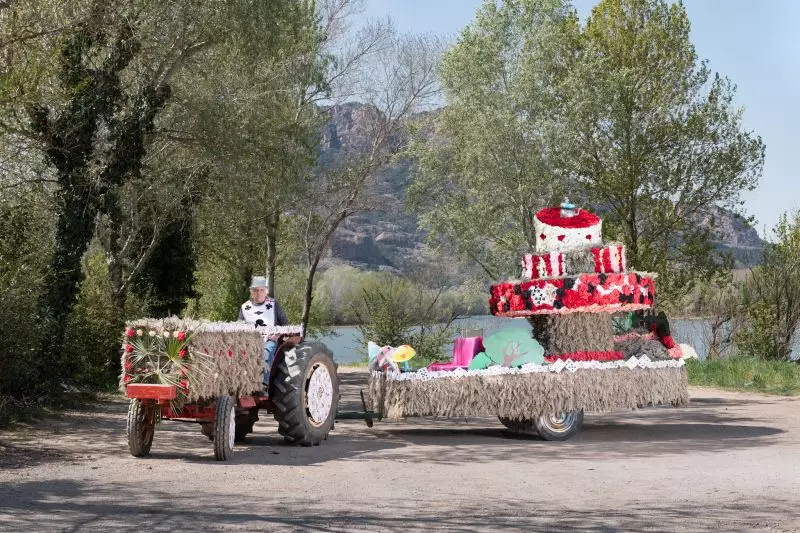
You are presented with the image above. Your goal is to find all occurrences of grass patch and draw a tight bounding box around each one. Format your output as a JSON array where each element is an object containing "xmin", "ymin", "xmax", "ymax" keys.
[{"xmin": 686, "ymin": 357, "xmax": 800, "ymax": 396}]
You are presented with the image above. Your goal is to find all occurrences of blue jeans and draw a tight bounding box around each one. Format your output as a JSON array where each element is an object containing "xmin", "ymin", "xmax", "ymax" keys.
[{"xmin": 263, "ymin": 339, "xmax": 278, "ymax": 386}]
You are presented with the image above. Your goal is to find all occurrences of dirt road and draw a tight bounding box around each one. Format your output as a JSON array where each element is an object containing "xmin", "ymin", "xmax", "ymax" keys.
[{"xmin": 1, "ymin": 369, "xmax": 799, "ymax": 532}]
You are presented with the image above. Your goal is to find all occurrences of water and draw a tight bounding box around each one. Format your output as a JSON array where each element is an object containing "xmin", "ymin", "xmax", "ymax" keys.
[{"xmin": 309, "ymin": 315, "xmax": 752, "ymax": 364}]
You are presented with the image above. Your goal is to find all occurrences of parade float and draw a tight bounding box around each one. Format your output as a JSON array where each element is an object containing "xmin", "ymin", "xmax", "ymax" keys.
[{"xmin": 367, "ymin": 202, "xmax": 689, "ymax": 440}]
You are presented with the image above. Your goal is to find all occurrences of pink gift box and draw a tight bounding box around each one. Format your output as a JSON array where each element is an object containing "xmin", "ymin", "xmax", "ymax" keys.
[{"xmin": 427, "ymin": 336, "xmax": 484, "ymax": 371}]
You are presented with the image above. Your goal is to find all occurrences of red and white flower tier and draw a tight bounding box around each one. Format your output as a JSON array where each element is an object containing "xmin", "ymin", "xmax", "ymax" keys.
[{"xmin": 491, "ymin": 203, "xmax": 655, "ymax": 317}]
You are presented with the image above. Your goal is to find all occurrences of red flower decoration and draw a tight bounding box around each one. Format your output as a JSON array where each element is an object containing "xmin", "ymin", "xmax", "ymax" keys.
[
  {"xmin": 179, "ymin": 379, "xmax": 189, "ymax": 389},
  {"xmin": 227, "ymin": 349, "xmax": 233, "ymax": 357},
  {"xmin": 177, "ymin": 331, "xmax": 186, "ymax": 342},
  {"xmin": 124, "ymin": 375, "xmax": 131, "ymax": 383},
  {"xmin": 126, "ymin": 328, "xmax": 135, "ymax": 338},
  {"xmin": 179, "ymin": 349, "xmax": 188, "ymax": 358},
  {"xmin": 124, "ymin": 344, "xmax": 134, "ymax": 353},
  {"xmin": 124, "ymin": 360, "xmax": 133, "ymax": 370}
]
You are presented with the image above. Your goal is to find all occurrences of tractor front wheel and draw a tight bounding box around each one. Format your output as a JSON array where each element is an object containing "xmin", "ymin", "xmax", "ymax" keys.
[
  {"xmin": 127, "ymin": 399, "xmax": 156, "ymax": 457},
  {"xmin": 271, "ymin": 342, "xmax": 339, "ymax": 446}
]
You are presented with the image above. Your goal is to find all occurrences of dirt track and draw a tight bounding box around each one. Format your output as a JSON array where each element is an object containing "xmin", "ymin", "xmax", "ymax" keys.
[{"xmin": 1, "ymin": 368, "xmax": 799, "ymax": 532}]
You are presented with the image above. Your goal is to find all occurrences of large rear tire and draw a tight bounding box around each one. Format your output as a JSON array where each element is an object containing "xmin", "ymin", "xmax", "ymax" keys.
[
  {"xmin": 127, "ymin": 399, "xmax": 155, "ymax": 457},
  {"xmin": 213, "ymin": 395, "xmax": 236, "ymax": 461},
  {"xmin": 271, "ymin": 342, "xmax": 339, "ymax": 446},
  {"xmin": 534, "ymin": 410, "xmax": 583, "ymax": 441}
]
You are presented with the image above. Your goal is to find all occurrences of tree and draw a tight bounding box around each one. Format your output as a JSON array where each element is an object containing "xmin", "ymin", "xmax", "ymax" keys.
[
  {"xmin": 408, "ymin": 0, "xmax": 581, "ymax": 279},
  {"xmin": 297, "ymin": 28, "xmax": 444, "ymax": 332},
  {"xmin": 737, "ymin": 211, "xmax": 800, "ymax": 360},
  {"xmin": 186, "ymin": 0, "xmax": 329, "ymax": 306},
  {"xmin": 567, "ymin": 0, "xmax": 765, "ymax": 305}
]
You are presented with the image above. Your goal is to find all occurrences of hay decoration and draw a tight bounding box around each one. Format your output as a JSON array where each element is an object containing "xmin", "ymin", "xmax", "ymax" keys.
[
  {"xmin": 529, "ymin": 313, "xmax": 613, "ymax": 354},
  {"xmin": 368, "ymin": 361, "xmax": 688, "ymax": 420},
  {"xmin": 120, "ymin": 318, "xmax": 266, "ymax": 405}
]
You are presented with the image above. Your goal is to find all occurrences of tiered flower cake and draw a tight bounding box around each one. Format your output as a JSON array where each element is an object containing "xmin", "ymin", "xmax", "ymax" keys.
[
  {"xmin": 489, "ymin": 202, "xmax": 665, "ymax": 363},
  {"xmin": 490, "ymin": 203, "xmax": 655, "ymax": 317}
]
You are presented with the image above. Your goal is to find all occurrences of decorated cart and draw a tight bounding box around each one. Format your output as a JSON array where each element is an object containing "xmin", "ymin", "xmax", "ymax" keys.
[
  {"xmin": 366, "ymin": 202, "xmax": 689, "ymax": 440},
  {"xmin": 121, "ymin": 319, "xmax": 338, "ymax": 460}
]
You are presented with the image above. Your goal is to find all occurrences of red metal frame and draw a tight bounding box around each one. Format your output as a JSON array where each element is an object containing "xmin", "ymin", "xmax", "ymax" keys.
[
  {"xmin": 162, "ymin": 402, "xmax": 216, "ymax": 421},
  {"xmin": 126, "ymin": 383, "xmax": 177, "ymax": 400}
]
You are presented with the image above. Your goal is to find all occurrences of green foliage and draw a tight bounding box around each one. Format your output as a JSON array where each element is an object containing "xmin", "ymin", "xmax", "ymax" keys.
[
  {"xmin": 736, "ymin": 211, "xmax": 800, "ymax": 361},
  {"xmin": 411, "ymin": 0, "xmax": 764, "ymax": 304},
  {"xmin": 0, "ymin": 197, "xmax": 53, "ymax": 398},
  {"xmin": 353, "ymin": 277, "xmax": 459, "ymax": 364},
  {"xmin": 408, "ymin": 0, "xmax": 580, "ymax": 278},
  {"xmin": 735, "ymin": 301, "xmax": 785, "ymax": 360},
  {"xmin": 568, "ymin": 0, "xmax": 764, "ymax": 306},
  {"xmin": 62, "ymin": 251, "xmax": 124, "ymax": 389},
  {"xmin": 686, "ymin": 357, "xmax": 800, "ymax": 396},
  {"xmin": 131, "ymin": 216, "xmax": 198, "ymax": 318}
]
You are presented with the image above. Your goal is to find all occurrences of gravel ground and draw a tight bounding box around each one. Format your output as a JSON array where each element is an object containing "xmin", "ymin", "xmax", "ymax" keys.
[{"xmin": 1, "ymin": 368, "xmax": 799, "ymax": 532}]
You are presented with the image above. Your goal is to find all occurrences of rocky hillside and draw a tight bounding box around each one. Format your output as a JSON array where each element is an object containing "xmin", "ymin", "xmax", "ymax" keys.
[{"xmin": 323, "ymin": 103, "xmax": 765, "ymax": 272}]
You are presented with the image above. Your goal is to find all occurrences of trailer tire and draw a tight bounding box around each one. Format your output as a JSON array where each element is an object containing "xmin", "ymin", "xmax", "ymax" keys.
[
  {"xmin": 534, "ymin": 410, "xmax": 583, "ymax": 441},
  {"xmin": 127, "ymin": 399, "xmax": 155, "ymax": 457},
  {"xmin": 271, "ymin": 342, "xmax": 339, "ymax": 446},
  {"xmin": 213, "ymin": 395, "xmax": 236, "ymax": 461},
  {"xmin": 498, "ymin": 416, "xmax": 538, "ymax": 436}
]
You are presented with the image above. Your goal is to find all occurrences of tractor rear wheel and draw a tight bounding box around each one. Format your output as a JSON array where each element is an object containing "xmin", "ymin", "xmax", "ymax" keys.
[
  {"xmin": 271, "ymin": 342, "xmax": 339, "ymax": 446},
  {"xmin": 127, "ymin": 399, "xmax": 156, "ymax": 457}
]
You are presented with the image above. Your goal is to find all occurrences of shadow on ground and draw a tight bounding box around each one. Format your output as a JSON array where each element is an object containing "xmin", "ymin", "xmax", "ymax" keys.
[{"xmin": 0, "ymin": 478, "xmax": 796, "ymax": 532}]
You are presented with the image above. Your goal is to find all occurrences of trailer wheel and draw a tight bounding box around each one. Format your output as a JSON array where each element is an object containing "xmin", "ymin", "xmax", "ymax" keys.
[
  {"xmin": 271, "ymin": 342, "xmax": 339, "ymax": 446},
  {"xmin": 498, "ymin": 416, "xmax": 538, "ymax": 436},
  {"xmin": 213, "ymin": 395, "xmax": 236, "ymax": 461},
  {"xmin": 534, "ymin": 410, "xmax": 583, "ymax": 441},
  {"xmin": 127, "ymin": 399, "xmax": 155, "ymax": 457}
]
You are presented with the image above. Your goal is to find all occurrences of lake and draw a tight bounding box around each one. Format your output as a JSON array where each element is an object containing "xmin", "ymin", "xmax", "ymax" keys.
[{"xmin": 308, "ymin": 315, "xmax": 746, "ymax": 365}]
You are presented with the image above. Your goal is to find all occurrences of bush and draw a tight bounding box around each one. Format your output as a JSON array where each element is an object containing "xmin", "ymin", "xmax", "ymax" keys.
[
  {"xmin": 736, "ymin": 211, "xmax": 800, "ymax": 361},
  {"xmin": 353, "ymin": 278, "xmax": 458, "ymax": 365},
  {"xmin": 0, "ymin": 198, "xmax": 53, "ymax": 400},
  {"xmin": 61, "ymin": 250, "xmax": 126, "ymax": 389},
  {"xmin": 686, "ymin": 357, "xmax": 800, "ymax": 396}
]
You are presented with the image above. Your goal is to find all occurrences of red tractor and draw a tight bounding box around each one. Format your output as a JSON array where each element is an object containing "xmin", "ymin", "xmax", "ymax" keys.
[{"xmin": 124, "ymin": 334, "xmax": 339, "ymax": 461}]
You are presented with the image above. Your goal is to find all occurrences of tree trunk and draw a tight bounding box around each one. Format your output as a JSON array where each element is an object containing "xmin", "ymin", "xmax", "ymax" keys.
[
  {"xmin": 300, "ymin": 256, "xmax": 320, "ymax": 333},
  {"xmin": 265, "ymin": 210, "xmax": 279, "ymax": 299},
  {"xmin": 36, "ymin": 187, "xmax": 99, "ymax": 388}
]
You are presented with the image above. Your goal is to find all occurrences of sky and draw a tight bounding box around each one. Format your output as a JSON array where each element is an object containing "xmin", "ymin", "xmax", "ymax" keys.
[{"xmin": 362, "ymin": 0, "xmax": 800, "ymax": 237}]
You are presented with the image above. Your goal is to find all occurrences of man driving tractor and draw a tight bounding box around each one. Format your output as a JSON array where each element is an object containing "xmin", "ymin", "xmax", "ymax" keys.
[{"xmin": 238, "ymin": 276, "xmax": 289, "ymax": 390}]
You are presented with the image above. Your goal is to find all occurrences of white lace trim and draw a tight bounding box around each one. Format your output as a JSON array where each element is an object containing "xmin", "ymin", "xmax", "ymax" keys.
[
  {"xmin": 376, "ymin": 355, "xmax": 685, "ymax": 382},
  {"xmin": 129, "ymin": 319, "xmax": 304, "ymax": 336}
]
